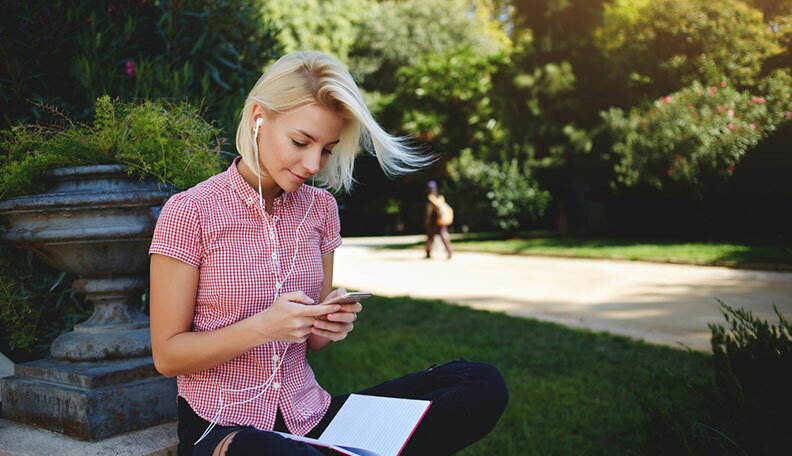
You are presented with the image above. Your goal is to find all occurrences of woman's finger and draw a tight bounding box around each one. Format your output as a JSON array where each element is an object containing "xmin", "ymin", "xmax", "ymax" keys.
[
  {"xmin": 327, "ymin": 312, "xmax": 357, "ymax": 323},
  {"xmin": 313, "ymin": 319, "xmax": 353, "ymax": 333},
  {"xmin": 310, "ymin": 326, "xmax": 348, "ymax": 341}
]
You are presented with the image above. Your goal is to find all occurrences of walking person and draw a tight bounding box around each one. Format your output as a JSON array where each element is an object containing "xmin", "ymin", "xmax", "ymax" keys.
[
  {"xmin": 425, "ymin": 180, "xmax": 454, "ymax": 259},
  {"xmin": 149, "ymin": 51, "xmax": 507, "ymax": 456}
]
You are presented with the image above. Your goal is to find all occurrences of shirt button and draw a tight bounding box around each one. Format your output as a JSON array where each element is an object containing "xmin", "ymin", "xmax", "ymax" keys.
[
  {"xmin": 273, "ymin": 216, "xmax": 280, "ymax": 222},
  {"xmin": 270, "ymin": 232, "xmax": 276, "ymax": 240},
  {"xmin": 275, "ymin": 282, "xmax": 282, "ymax": 290},
  {"xmin": 273, "ymin": 382, "xmax": 281, "ymax": 390},
  {"xmin": 271, "ymin": 253, "xmax": 277, "ymax": 260},
  {"xmin": 272, "ymin": 354, "xmax": 280, "ymax": 363}
]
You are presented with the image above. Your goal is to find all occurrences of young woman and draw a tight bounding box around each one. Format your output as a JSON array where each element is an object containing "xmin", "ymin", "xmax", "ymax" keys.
[{"xmin": 149, "ymin": 51, "xmax": 508, "ymax": 456}]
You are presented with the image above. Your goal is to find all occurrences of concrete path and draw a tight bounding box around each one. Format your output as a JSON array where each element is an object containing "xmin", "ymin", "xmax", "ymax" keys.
[{"xmin": 334, "ymin": 236, "xmax": 792, "ymax": 351}]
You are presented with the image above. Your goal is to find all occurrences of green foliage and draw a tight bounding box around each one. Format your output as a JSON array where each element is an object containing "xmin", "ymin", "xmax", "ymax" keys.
[
  {"xmin": 708, "ymin": 301, "xmax": 792, "ymax": 455},
  {"xmin": 0, "ymin": 96, "xmax": 227, "ymax": 199},
  {"xmin": 0, "ymin": 0, "xmax": 281, "ymax": 135},
  {"xmin": 0, "ymin": 248, "xmax": 92, "ymax": 361},
  {"xmin": 260, "ymin": 0, "xmax": 373, "ymax": 64},
  {"xmin": 348, "ymin": 0, "xmax": 509, "ymax": 92},
  {"xmin": 381, "ymin": 49, "xmax": 503, "ymax": 161},
  {"xmin": 597, "ymin": 0, "xmax": 783, "ymax": 97},
  {"xmin": 447, "ymin": 150, "xmax": 550, "ymax": 231},
  {"xmin": 602, "ymin": 72, "xmax": 792, "ymax": 189}
]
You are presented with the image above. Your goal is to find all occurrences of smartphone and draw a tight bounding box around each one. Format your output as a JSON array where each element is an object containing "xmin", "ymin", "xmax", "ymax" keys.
[{"xmin": 320, "ymin": 291, "xmax": 372, "ymax": 305}]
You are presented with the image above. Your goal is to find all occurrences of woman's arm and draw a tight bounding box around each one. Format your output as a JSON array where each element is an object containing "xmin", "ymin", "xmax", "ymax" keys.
[{"xmin": 149, "ymin": 253, "xmax": 339, "ymax": 377}]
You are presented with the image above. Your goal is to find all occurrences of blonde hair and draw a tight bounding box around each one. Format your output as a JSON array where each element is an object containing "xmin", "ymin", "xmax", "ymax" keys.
[{"xmin": 235, "ymin": 51, "xmax": 430, "ymax": 192}]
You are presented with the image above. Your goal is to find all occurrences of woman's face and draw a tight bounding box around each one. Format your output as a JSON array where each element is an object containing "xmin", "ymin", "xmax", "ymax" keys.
[{"xmin": 252, "ymin": 103, "xmax": 344, "ymax": 194}]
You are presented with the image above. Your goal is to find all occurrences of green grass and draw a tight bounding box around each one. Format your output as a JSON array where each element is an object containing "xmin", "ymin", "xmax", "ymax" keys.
[
  {"xmin": 308, "ymin": 296, "xmax": 739, "ymax": 455},
  {"xmin": 389, "ymin": 233, "xmax": 792, "ymax": 269}
]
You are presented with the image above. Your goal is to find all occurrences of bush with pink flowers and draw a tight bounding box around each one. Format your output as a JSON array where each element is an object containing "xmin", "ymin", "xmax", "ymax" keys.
[{"xmin": 602, "ymin": 70, "xmax": 792, "ymax": 189}]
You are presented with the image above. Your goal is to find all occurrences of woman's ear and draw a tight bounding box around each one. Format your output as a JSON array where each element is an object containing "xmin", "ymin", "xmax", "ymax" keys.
[{"xmin": 250, "ymin": 104, "xmax": 266, "ymax": 131}]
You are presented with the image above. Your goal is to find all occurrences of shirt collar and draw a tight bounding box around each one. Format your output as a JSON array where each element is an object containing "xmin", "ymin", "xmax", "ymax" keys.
[{"xmin": 229, "ymin": 156, "xmax": 286, "ymax": 209}]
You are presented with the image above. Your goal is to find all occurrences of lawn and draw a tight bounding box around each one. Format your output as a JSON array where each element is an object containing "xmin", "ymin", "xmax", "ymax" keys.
[
  {"xmin": 307, "ymin": 295, "xmax": 741, "ymax": 455},
  {"xmin": 391, "ymin": 232, "xmax": 792, "ymax": 269}
]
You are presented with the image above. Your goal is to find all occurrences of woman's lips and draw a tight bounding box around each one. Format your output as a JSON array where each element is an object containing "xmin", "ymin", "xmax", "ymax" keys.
[{"xmin": 289, "ymin": 170, "xmax": 307, "ymax": 183}]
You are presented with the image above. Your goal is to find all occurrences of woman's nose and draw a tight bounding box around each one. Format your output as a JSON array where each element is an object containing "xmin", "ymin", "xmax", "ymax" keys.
[{"xmin": 302, "ymin": 149, "xmax": 322, "ymax": 175}]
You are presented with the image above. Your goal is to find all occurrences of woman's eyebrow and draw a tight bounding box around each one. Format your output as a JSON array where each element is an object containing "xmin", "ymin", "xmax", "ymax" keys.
[{"xmin": 296, "ymin": 129, "xmax": 340, "ymax": 145}]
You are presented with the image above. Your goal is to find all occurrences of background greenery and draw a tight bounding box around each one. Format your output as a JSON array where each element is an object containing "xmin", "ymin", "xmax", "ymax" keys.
[{"xmin": 3, "ymin": 0, "xmax": 791, "ymax": 236}]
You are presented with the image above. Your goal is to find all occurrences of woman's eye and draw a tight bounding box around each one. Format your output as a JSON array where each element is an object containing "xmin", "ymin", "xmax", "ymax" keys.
[
  {"xmin": 291, "ymin": 139, "xmax": 307, "ymax": 148},
  {"xmin": 322, "ymin": 148, "xmax": 333, "ymax": 155}
]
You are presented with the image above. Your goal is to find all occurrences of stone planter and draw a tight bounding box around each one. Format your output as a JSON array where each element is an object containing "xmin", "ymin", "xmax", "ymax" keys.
[{"xmin": 0, "ymin": 165, "xmax": 177, "ymax": 440}]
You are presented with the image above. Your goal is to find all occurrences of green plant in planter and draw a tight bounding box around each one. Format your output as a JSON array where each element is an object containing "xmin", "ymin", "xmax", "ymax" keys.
[
  {"xmin": 0, "ymin": 95, "xmax": 229, "ymax": 359},
  {"xmin": 0, "ymin": 95, "xmax": 229, "ymax": 198}
]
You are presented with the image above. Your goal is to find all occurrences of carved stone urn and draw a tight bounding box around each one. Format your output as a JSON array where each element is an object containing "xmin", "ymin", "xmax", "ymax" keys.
[{"xmin": 0, "ymin": 165, "xmax": 177, "ymax": 440}]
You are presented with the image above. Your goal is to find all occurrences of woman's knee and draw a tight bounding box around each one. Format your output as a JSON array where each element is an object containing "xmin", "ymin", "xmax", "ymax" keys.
[
  {"xmin": 211, "ymin": 430, "xmax": 239, "ymax": 456},
  {"xmin": 461, "ymin": 361, "xmax": 509, "ymax": 419},
  {"xmin": 220, "ymin": 428, "xmax": 325, "ymax": 456}
]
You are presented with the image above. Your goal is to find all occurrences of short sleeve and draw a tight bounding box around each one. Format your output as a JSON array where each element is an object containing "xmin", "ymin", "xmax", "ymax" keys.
[
  {"xmin": 149, "ymin": 192, "xmax": 202, "ymax": 267},
  {"xmin": 319, "ymin": 191, "xmax": 342, "ymax": 256}
]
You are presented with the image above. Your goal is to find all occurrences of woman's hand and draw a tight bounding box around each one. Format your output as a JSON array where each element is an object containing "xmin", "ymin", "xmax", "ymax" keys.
[
  {"xmin": 252, "ymin": 291, "xmax": 340, "ymax": 344},
  {"xmin": 311, "ymin": 287, "xmax": 362, "ymax": 341}
]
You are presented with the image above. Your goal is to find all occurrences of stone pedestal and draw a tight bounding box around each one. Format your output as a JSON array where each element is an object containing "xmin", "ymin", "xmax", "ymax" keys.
[
  {"xmin": 0, "ymin": 165, "xmax": 176, "ymax": 440},
  {"xmin": 1, "ymin": 357, "xmax": 175, "ymax": 440}
]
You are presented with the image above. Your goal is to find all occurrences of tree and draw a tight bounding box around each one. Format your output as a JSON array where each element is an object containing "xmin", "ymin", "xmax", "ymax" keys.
[
  {"xmin": 348, "ymin": 0, "xmax": 510, "ymax": 93},
  {"xmin": 260, "ymin": 0, "xmax": 373, "ymax": 65},
  {"xmin": 595, "ymin": 0, "xmax": 784, "ymax": 98}
]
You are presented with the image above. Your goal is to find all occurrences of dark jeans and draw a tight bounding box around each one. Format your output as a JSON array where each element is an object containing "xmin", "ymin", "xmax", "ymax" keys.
[{"xmin": 177, "ymin": 360, "xmax": 508, "ymax": 456}]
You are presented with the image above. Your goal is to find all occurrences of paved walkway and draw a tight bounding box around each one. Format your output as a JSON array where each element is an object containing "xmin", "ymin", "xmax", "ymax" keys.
[{"xmin": 334, "ymin": 236, "xmax": 792, "ymax": 351}]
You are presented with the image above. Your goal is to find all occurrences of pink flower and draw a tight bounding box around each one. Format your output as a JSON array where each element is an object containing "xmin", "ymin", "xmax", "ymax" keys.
[
  {"xmin": 720, "ymin": 81, "xmax": 727, "ymax": 88},
  {"xmin": 724, "ymin": 103, "xmax": 729, "ymax": 108},
  {"xmin": 108, "ymin": 5, "xmax": 117, "ymax": 13},
  {"xmin": 674, "ymin": 154, "xmax": 682, "ymax": 160},
  {"xmin": 727, "ymin": 109, "xmax": 734, "ymax": 117},
  {"xmin": 750, "ymin": 123, "xmax": 756, "ymax": 129},
  {"xmin": 708, "ymin": 87, "xmax": 717, "ymax": 95},
  {"xmin": 666, "ymin": 169, "xmax": 673, "ymax": 176},
  {"xmin": 716, "ymin": 106, "xmax": 724, "ymax": 113},
  {"xmin": 87, "ymin": 17, "xmax": 92, "ymax": 23},
  {"xmin": 662, "ymin": 96, "xmax": 672, "ymax": 103},
  {"xmin": 125, "ymin": 61, "xmax": 136, "ymax": 77},
  {"xmin": 752, "ymin": 97, "xmax": 766, "ymax": 104},
  {"xmin": 727, "ymin": 123, "xmax": 736, "ymax": 130},
  {"xmin": 728, "ymin": 165, "xmax": 735, "ymax": 173},
  {"xmin": 786, "ymin": 111, "xmax": 792, "ymax": 117}
]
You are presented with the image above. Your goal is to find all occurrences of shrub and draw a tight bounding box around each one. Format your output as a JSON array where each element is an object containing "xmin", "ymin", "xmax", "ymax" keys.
[
  {"xmin": 0, "ymin": 0, "xmax": 281, "ymax": 135},
  {"xmin": 0, "ymin": 95, "xmax": 227, "ymax": 199},
  {"xmin": 602, "ymin": 71, "xmax": 792, "ymax": 189},
  {"xmin": 708, "ymin": 300, "xmax": 792, "ymax": 455},
  {"xmin": 447, "ymin": 149, "xmax": 550, "ymax": 232}
]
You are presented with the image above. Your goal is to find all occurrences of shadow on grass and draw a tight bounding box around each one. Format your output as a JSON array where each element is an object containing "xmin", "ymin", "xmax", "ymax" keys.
[{"xmin": 308, "ymin": 295, "xmax": 747, "ymax": 455}]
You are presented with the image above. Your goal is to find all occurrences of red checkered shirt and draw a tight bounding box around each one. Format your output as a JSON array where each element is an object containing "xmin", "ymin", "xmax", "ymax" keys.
[{"xmin": 149, "ymin": 157, "xmax": 342, "ymax": 436}]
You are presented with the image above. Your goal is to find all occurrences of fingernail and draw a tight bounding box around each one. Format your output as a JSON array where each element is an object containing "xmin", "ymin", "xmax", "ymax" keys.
[{"xmin": 307, "ymin": 298, "xmax": 315, "ymax": 304}]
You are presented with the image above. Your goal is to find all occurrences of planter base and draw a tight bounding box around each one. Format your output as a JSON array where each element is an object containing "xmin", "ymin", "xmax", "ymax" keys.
[{"xmin": 1, "ymin": 356, "xmax": 176, "ymax": 440}]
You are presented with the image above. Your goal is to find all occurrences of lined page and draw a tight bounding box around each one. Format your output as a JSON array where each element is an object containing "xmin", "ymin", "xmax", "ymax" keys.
[{"xmin": 319, "ymin": 394, "xmax": 432, "ymax": 456}]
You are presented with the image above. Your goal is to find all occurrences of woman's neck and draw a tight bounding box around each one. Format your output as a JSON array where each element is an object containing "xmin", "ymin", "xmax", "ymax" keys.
[{"xmin": 237, "ymin": 158, "xmax": 283, "ymax": 208}]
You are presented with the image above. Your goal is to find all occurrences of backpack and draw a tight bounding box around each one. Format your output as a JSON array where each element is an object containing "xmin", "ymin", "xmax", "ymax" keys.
[{"xmin": 428, "ymin": 194, "xmax": 454, "ymax": 226}]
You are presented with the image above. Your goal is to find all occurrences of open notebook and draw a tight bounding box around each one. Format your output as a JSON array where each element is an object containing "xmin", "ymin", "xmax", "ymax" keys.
[{"xmin": 274, "ymin": 394, "xmax": 432, "ymax": 456}]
